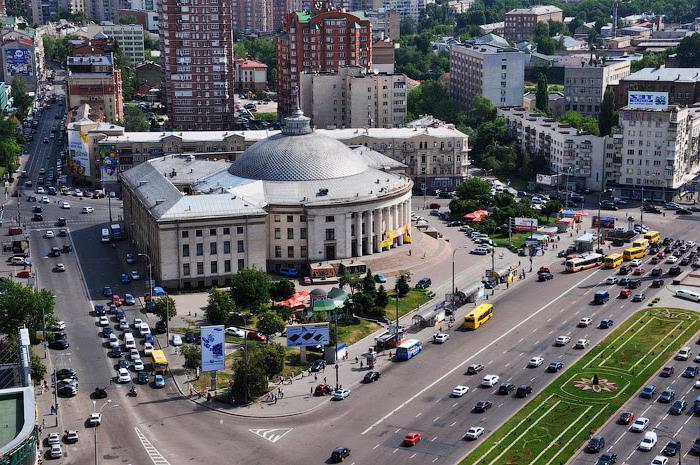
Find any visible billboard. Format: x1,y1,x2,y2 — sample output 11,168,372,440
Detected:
200,325,225,372
99,145,119,181
5,48,33,76
68,128,91,177
592,216,615,229
628,91,668,110
536,174,555,186
513,217,538,231
286,323,330,347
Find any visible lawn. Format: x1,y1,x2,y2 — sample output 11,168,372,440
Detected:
460,308,700,465
384,288,432,320
491,215,557,249
337,318,382,346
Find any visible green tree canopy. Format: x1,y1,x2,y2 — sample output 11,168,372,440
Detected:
153,296,177,322
270,279,295,302
456,177,493,204
0,280,55,336
123,106,150,131
181,344,201,369
598,87,617,136
558,111,600,136
407,80,457,122
395,272,410,297
676,33,700,67
258,342,286,377
256,311,286,340
206,288,236,325
231,350,268,404
536,73,549,114
543,199,563,220
10,77,32,121
229,268,271,313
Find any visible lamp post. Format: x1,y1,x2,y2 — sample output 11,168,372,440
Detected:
451,246,468,309
596,189,612,252
93,399,117,465
139,253,168,346
652,427,681,465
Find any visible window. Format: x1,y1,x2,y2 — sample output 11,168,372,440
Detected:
287,228,294,239
237,240,244,253
274,215,281,222
223,227,230,235
195,229,202,237
237,226,243,234
224,241,231,253
224,260,231,272
288,246,294,258
287,215,294,222
182,244,190,257
300,228,307,239
325,215,335,222
238,259,245,271
211,261,218,273
300,216,306,222
274,228,281,239
182,231,189,238
209,228,216,236
196,243,203,256
183,263,190,276
196,262,204,275
325,228,335,240
301,246,307,257
275,246,282,258
210,242,217,254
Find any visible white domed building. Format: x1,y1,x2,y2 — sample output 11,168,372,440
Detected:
122,108,413,288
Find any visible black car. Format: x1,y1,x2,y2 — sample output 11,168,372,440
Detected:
618,265,630,275
658,388,675,403
669,399,687,415
537,272,554,281
102,326,113,337
473,400,492,412
660,366,675,377
310,359,326,372
155,320,167,333
55,368,77,380
416,278,432,289
117,359,129,369
32,205,42,213
677,208,692,215
651,268,663,276
651,279,665,288
599,319,614,329
546,361,564,372
102,286,112,296
137,372,149,384
681,257,691,266
330,447,350,463
56,217,67,226
683,366,699,378
363,371,381,383
596,452,617,465
184,332,199,343
626,279,641,289
94,304,106,316
110,346,122,358
57,385,77,397
515,384,532,398
587,435,605,453
58,229,67,237
691,438,700,455
662,440,680,456
49,247,60,257
644,205,662,214
617,412,634,425
93,387,108,399
49,338,69,349
498,383,515,395
600,200,618,210
62,243,72,253
669,266,682,276
33,213,43,221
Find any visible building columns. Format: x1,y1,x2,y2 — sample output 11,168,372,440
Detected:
366,209,374,255
344,212,352,258
392,205,399,247
355,211,363,257
397,202,404,246
376,207,383,251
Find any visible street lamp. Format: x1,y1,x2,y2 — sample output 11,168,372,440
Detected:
93,399,118,465
451,246,469,309
596,188,613,252
652,427,681,465
138,253,168,347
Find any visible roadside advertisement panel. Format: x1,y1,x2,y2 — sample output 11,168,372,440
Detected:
513,217,538,231
627,91,669,110
200,325,225,372
68,129,90,177
5,48,33,76
536,174,554,186
99,146,119,181
592,216,615,228
286,323,330,347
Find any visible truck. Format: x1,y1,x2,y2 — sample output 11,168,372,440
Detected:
110,223,122,241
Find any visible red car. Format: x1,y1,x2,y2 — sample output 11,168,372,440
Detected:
619,289,632,299
403,432,422,446
112,294,122,306
617,411,634,425
656,252,666,259
632,268,645,276
247,331,267,342
15,269,31,278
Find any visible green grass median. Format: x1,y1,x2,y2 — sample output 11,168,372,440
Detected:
459,307,700,465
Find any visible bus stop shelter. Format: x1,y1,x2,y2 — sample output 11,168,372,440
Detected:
412,305,445,327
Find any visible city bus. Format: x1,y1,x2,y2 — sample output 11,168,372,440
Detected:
603,253,623,269
565,253,603,272
396,339,422,361
623,246,647,260
643,231,661,244
632,239,649,250
151,349,169,374
464,303,494,330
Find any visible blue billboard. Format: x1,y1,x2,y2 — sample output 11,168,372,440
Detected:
5,48,33,76
200,325,225,372
286,323,330,347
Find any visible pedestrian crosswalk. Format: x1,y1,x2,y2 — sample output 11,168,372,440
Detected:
135,427,171,465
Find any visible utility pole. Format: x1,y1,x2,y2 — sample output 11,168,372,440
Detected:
490,249,495,295
640,185,644,228
334,307,339,390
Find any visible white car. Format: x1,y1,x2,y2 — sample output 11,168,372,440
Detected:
36,187,45,194
171,334,183,346
666,256,678,264
73,189,83,197
61,201,70,209
574,338,590,349
630,417,649,432
333,388,351,400
463,426,485,440
139,323,151,336
108,333,119,347
528,356,545,367
651,456,668,465
639,432,657,451
452,385,469,397
40,195,49,203
47,432,60,445
129,348,140,360
481,375,500,387
675,346,692,361
687,241,696,248
89,412,101,426
119,320,129,330
433,333,449,343
50,443,63,458
133,359,145,371
82,206,94,214
143,342,153,356
133,318,143,328
49,320,66,331
117,368,131,383
98,316,109,327
695,379,700,389
554,335,571,346
578,317,593,327
45,230,55,239
225,327,245,337
606,276,618,285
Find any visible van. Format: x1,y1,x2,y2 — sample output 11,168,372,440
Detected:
675,288,700,302
639,432,657,451
124,333,136,349
593,290,610,304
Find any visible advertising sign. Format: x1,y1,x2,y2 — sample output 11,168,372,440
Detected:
68,128,91,177
99,145,119,181
5,48,33,76
627,91,668,110
536,174,554,186
513,217,538,231
200,325,225,372
286,323,330,347
592,216,615,229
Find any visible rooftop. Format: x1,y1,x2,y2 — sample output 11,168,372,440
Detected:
621,67,700,83
235,58,268,69
453,42,523,55
507,5,563,15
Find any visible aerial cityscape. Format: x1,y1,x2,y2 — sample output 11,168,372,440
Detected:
2,0,700,464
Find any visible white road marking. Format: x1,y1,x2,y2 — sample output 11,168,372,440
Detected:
546,317,552,322
518,338,524,343
415,412,422,418
248,427,293,444
435,398,441,403
487,359,494,365
450,421,457,427
135,427,172,465
530,377,536,382
504,362,510,368
497,403,504,408
626,451,634,461
547,330,554,335
410,453,417,459
502,349,508,354
431,436,438,442
453,402,459,407
560,308,566,313
433,416,440,422
393,448,398,454
373,444,380,450
432,458,439,463
395,429,401,434
534,340,540,345
360,268,607,435
531,328,538,333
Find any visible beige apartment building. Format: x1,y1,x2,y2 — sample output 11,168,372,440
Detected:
504,5,563,41
564,59,631,116
299,66,407,129
85,23,145,64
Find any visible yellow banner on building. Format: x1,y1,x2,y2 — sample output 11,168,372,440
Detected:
381,224,410,248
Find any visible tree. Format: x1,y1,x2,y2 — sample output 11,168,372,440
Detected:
10,77,32,121
181,344,201,369
375,285,389,309
30,352,47,382
256,311,286,340
406,80,457,122
361,270,376,296
456,177,492,204
558,111,600,136
123,106,150,131
229,268,271,313
536,73,549,114
395,272,410,297
598,87,617,136
258,342,286,377
676,33,700,67
483,143,518,174
543,199,562,220
270,279,295,302
0,280,55,336
206,288,236,325
271,304,292,322
351,292,376,316
118,14,137,24
231,350,268,404
536,36,557,55
339,272,361,295
465,96,496,127
152,296,177,322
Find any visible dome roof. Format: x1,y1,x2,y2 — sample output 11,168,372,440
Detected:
229,132,368,181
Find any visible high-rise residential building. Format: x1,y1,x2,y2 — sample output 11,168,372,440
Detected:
232,0,274,34
299,66,407,129
364,9,401,40
159,0,236,130
83,0,119,22
86,22,145,64
449,42,527,109
563,59,631,116
615,67,700,110
504,5,563,41
276,6,372,116
382,0,430,19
